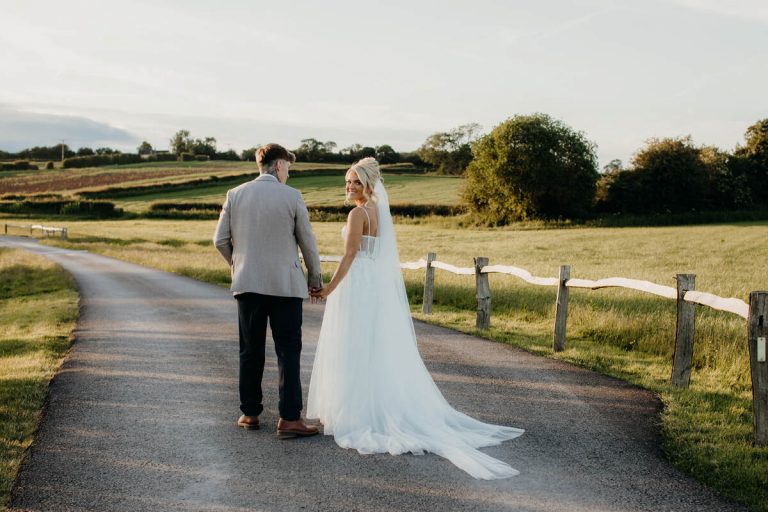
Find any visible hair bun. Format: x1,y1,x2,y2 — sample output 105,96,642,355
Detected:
348,157,381,203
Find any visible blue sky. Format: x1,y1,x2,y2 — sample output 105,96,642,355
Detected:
1,0,766,167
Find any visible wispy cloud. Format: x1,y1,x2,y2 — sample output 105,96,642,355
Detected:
663,0,768,23
497,7,618,47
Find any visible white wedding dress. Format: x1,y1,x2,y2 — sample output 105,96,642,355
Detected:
307,182,524,479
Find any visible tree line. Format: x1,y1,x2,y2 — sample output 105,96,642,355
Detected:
461,115,768,224
4,118,767,223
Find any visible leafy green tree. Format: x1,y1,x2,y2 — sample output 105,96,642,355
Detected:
213,149,240,161
17,145,74,160
294,138,324,161
734,118,768,206
464,114,598,222
170,129,193,156
700,145,753,209
375,144,399,164
137,141,154,155
417,123,481,175
595,136,710,214
241,146,261,161
190,136,217,157
738,118,768,167
342,143,363,156
77,147,95,156
360,146,376,158
95,147,118,155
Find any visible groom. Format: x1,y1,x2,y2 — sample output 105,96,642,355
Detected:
213,143,322,439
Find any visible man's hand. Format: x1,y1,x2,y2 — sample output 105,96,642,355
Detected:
310,285,333,301
309,286,324,304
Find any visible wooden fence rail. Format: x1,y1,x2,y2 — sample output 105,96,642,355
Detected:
3,223,68,239
316,251,765,446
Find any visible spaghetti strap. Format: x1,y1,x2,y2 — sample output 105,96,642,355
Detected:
358,206,371,237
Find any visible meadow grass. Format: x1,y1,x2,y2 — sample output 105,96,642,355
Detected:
0,248,78,508
4,216,768,510
113,172,462,212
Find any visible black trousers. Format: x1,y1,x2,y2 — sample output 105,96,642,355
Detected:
236,293,303,421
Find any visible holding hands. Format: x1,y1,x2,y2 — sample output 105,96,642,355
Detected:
310,284,332,302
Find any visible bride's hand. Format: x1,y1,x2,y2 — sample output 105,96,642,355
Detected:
313,285,333,300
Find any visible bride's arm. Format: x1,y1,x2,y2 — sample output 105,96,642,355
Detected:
316,208,365,299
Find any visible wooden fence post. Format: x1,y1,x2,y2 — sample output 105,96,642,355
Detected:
553,265,571,352
671,274,696,388
474,257,490,330
422,252,436,314
748,291,768,446
61,227,68,240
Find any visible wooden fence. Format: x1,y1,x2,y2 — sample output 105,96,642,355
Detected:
4,223,68,239
318,253,767,446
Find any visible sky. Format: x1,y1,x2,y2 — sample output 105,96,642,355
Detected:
1,0,767,168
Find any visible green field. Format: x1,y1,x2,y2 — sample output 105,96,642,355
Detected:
0,248,78,508
114,172,463,212
0,161,463,215
0,161,355,196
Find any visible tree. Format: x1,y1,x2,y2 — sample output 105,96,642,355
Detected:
95,147,118,155
464,114,598,223
595,136,710,214
190,136,217,157
294,138,324,161
213,149,240,161
360,146,376,158
602,159,623,174
16,145,74,160
293,139,341,162
77,147,95,157
342,143,363,156
170,129,193,156
734,118,768,206
738,118,768,167
375,144,400,164
241,146,261,161
137,141,154,155
417,123,481,175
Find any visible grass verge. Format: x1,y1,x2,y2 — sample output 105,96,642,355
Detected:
0,248,79,508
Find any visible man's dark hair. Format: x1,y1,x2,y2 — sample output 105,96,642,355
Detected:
256,143,296,171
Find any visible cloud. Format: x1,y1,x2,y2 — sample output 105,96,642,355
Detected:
0,106,141,151
663,0,768,23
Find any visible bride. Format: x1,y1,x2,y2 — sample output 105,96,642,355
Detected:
307,158,523,479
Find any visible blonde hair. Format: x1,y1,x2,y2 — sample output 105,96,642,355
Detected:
347,157,381,204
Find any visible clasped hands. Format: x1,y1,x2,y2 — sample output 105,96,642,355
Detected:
309,285,331,303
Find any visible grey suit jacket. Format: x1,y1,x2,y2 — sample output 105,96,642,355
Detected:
213,174,322,298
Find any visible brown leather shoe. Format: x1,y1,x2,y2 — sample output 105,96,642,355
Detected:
277,418,319,439
237,415,260,430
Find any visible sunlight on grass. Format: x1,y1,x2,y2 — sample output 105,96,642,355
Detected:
0,249,78,508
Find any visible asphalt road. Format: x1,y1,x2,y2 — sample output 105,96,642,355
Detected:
2,236,745,511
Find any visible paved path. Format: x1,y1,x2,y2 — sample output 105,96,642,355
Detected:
2,236,745,511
